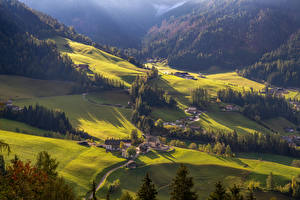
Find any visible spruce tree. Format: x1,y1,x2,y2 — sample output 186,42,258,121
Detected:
208,181,229,200
246,188,256,200
170,164,198,200
266,172,275,191
120,191,134,200
229,185,244,200
136,173,158,200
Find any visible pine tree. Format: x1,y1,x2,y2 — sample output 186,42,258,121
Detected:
246,188,256,200
35,151,59,179
120,191,134,200
136,173,158,200
266,172,275,191
208,181,229,200
229,185,244,200
91,181,98,200
0,155,5,175
170,164,198,200
225,145,233,157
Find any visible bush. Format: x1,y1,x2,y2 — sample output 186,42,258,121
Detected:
247,180,261,191
291,160,300,168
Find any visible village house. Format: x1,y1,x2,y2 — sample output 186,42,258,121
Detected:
223,105,239,112
77,141,90,147
104,139,131,151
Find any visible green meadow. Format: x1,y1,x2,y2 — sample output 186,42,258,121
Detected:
0,75,76,100
14,94,139,140
0,130,125,197
98,148,300,200
54,37,147,86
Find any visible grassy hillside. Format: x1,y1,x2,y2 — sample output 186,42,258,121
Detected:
0,130,125,197
14,94,139,140
0,75,76,100
99,148,300,200
0,118,54,137
54,37,147,86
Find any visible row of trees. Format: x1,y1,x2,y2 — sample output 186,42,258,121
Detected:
130,67,176,133
112,165,256,200
0,105,92,140
217,88,298,124
164,126,300,157
191,88,210,108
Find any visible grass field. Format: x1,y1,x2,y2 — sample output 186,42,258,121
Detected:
98,148,300,200
54,37,147,86
14,94,139,140
0,118,54,137
0,75,76,100
0,130,125,197
86,90,130,106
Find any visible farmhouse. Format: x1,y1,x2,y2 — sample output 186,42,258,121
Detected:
224,105,239,112
104,139,131,151
77,141,90,147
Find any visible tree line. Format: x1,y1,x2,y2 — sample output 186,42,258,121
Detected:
217,88,299,124
153,124,300,158
130,67,176,133
0,104,92,140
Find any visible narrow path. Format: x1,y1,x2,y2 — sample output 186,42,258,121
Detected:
88,160,131,199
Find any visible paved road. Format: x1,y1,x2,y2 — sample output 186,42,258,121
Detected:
88,160,131,199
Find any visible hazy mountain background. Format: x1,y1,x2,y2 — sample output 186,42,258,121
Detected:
19,0,300,75
20,0,189,48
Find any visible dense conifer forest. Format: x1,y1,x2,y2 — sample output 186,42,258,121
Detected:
242,30,300,87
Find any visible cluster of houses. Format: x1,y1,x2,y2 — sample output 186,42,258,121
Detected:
0,100,22,111
163,107,202,130
93,135,171,160
282,135,300,146
261,87,288,96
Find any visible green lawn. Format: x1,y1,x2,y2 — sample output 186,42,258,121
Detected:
14,94,139,140
0,130,125,197
0,75,76,100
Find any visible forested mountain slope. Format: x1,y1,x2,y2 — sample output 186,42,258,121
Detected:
241,29,300,87
141,0,300,71
0,0,90,81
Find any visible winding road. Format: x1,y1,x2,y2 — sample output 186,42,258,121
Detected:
88,160,131,199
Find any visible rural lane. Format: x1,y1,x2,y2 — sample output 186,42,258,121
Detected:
87,160,131,199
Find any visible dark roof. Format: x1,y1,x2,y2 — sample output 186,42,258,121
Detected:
105,139,131,145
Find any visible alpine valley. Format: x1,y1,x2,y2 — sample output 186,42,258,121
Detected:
0,0,300,200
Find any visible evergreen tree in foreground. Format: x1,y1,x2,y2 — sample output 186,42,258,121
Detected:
246,188,256,200
136,173,158,200
208,181,229,200
120,191,134,200
266,172,276,191
170,164,198,200
229,185,244,200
